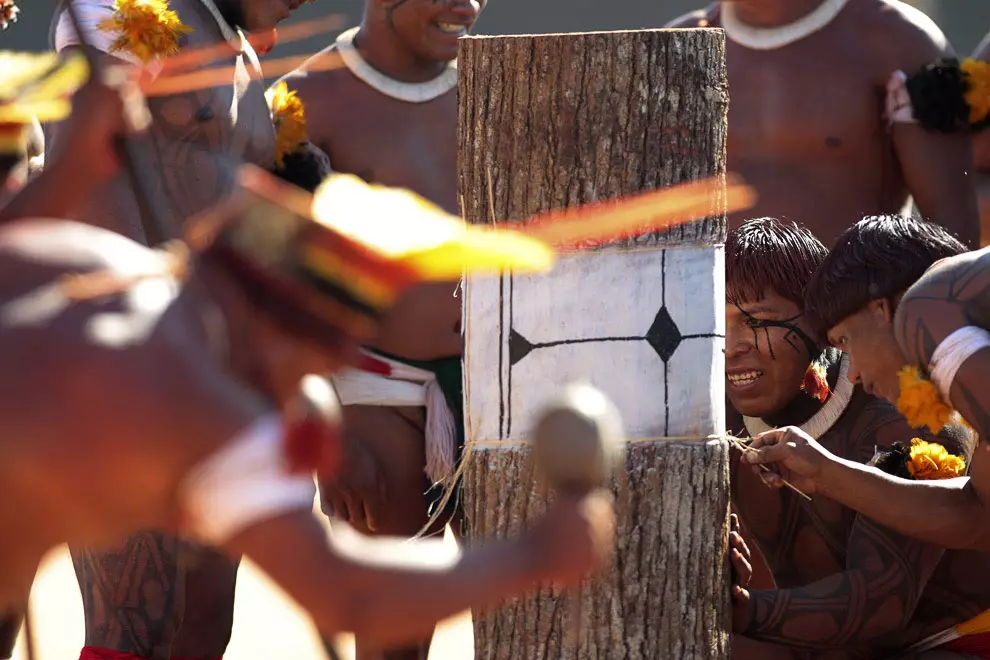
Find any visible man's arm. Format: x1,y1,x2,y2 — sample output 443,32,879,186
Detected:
894,250,990,439
226,495,610,646
742,515,943,653
0,72,146,224
876,6,980,247
743,428,990,549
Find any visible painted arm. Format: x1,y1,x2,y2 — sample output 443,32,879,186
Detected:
743,378,990,550
742,516,943,652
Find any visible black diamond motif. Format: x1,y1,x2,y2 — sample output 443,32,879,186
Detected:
645,306,682,362
509,328,535,366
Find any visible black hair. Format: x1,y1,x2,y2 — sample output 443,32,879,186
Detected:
726,217,828,308
804,215,967,338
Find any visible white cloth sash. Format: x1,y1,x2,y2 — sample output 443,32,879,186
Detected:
331,350,457,484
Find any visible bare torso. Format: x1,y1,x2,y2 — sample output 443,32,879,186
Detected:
729,390,990,656
53,0,277,242
673,1,973,246
289,60,461,360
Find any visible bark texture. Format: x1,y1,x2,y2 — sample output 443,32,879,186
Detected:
458,29,729,247
458,29,732,659
463,444,730,659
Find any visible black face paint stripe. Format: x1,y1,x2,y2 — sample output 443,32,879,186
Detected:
734,303,820,359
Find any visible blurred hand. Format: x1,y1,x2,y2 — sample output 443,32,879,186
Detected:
744,426,838,495
524,490,615,588
320,431,388,532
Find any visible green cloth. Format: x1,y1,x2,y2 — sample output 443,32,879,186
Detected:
371,350,465,520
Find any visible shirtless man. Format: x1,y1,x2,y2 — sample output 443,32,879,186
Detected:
667,0,979,247
725,218,990,659
282,3,477,657
743,217,990,562
51,0,303,657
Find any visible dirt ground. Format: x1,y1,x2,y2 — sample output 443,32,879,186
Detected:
11,522,473,660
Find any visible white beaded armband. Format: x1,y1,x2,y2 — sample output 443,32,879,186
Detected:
929,326,990,402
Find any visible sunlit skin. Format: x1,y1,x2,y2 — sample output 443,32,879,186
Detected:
0,218,615,645
826,299,909,402
667,0,980,247
726,290,819,422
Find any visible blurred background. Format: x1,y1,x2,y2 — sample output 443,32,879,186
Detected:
3,0,990,58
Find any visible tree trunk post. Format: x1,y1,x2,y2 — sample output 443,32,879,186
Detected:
458,29,731,659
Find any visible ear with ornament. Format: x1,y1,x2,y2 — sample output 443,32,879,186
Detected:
801,352,832,403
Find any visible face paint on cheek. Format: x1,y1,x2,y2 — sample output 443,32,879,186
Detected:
735,304,820,361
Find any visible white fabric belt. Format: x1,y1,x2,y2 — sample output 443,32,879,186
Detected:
178,414,316,545
330,350,456,484
929,326,990,403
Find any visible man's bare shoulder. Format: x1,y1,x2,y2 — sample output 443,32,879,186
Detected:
905,248,990,300
282,47,357,108
858,0,952,73
664,4,718,28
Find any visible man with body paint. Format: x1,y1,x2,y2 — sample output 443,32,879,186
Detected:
724,218,990,659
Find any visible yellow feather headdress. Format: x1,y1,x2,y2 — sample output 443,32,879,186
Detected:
195,166,554,342
0,51,89,155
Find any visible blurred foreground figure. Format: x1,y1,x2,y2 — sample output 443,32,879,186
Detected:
280,2,483,656
0,164,614,653
51,0,320,653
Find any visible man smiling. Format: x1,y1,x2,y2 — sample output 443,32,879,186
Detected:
724,218,990,659
280,4,481,658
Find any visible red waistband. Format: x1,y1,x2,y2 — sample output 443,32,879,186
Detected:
79,648,222,660
940,631,990,657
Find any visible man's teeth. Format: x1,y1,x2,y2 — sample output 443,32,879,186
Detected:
437,23,468,36
727,371,762,385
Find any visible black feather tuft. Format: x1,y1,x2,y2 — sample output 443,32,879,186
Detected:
905,58,972,133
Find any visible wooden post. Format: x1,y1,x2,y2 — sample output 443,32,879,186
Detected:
458,29,731,659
